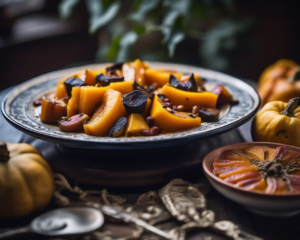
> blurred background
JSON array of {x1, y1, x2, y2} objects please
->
[{"x1": 1, "y1": 0, "x2": 300, "y2": 91}]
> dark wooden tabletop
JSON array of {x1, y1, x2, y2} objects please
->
[{"x1": 0, "y1": 86, "x2": 299, "y2": 240}]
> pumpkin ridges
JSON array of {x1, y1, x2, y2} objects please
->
[
  {"x1": 12, "y1": 157, "x2": 36, "y2": 214},
  {"x1": 4, "y1": 163, "x2": 34, "y2": 218},
  {"x1": 258, "y1": 59, "x2": 300, "y2": 106},
  {"x1": 0, "y1": 164, "x2": 9, "y2": 218},
  {"x1": 12, "y1": 154, "x2": 53, "y2": 212},
  {"x1": 8, "y1": 143, "x2": 41, "y2": 157},
  {"x1": 0, "y1": 143, "x2": 53, "y2": 219},
  {"x1": 254, "y1": 100, "x2": 300, "y2": 146}
]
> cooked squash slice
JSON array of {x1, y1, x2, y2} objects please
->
[
  {"x1": 78, "y1": 82, "x2": 133, "y2": 116},
  {"x1": 56, "y1": 72, "x2": 83, "y2": 99},
  {"x1": 145, "y1": 69, "x2": 182, "y2": 87},
  {"x1": 84, "y1": 89, "x2": 127, "y2": 136},
  {"x1": 150, "y1": 95, "x2": 201, "y2": 132},
  {"x1": 67, "y1": 87, "x2": 81, "y2": 118},
  {"x1": 141, "y1": 98, "x2": 152, "y2": 118},
  {"x1": 124, "y1": 113, "x2": 149, "y2": 137},
  {"x1": 40, "y1": 98, "x2": 67, "y2": 123},
  {"x1": 161, "y1": 84, "x2": 218, "y2": 111},
  {"x1": 109, "y1": 81, "x2": 133, "y2": 94},
  {"x1": 78, "y1": 86, "x2": 107, "y2": 116}
]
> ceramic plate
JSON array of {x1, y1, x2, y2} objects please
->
[{"x1": 1, "y1": 62, "x2": 260, "y2": 149}]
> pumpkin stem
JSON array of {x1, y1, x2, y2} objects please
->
[
  {"x1": 280, "y1": 97, "x2": 299, "y2": 117},
  {"x1": 0, "y1": 141, "x2": 9, "y2": 162},
  {"x1": 289, "y1": 68, "x2": 300, "y2": 82}
]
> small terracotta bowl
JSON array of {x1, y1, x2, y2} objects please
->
[{"x1": 203, "y1": 142, "x2": 300, "y2": 217}]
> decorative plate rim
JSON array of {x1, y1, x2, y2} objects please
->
[{"x1": 1, "y1": 62, "x2": 261, "y2": 148}]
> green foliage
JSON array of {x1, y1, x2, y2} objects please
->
[
  {"x1": 106, "y1": 35, "x2": 122, "y2": 60},
  {"x1": 117, "y1": 31, "x2": 138, "y2": 61},
  {"x1": 59, "y1": 0, "x2": 80, "y2": 19},
  {"x1": 129, "y1": 0, "x2": 160, "y2": 22},
  {"x1": 89, "y1": 1, "x2": 121, "y2": 34},
  {"x1": 59, "y1": 0, "x2": 252, "y2": 70}
]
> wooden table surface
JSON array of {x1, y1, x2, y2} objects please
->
[{"x1": 1, "y1": 86, "x2": 299, "y2": 240}]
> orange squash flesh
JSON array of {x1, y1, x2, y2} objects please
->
[
  {"x1": 40, "y1": 98, "x2": 67, "y2": 123},
  {"x1": 56, "y1": 72, "x2": 83, "y2": 99},
  {"x1": 161, "y1": 85, "x2": 218, "y2": 111},
  {"x1": 67, "y1": 87, "x2": 81, "y2": 118},
  {"x1": 56, "y1": 76, "x2": 71, "y2": 100},
  {"x1": 109, "y1": 81, "x2": 133, "y2": 94},
  {"x1": 78, "y1": 86, "x2": 107, "y2": 116},
  {"x1": 78, "y1": 82, "x2": 133, "y2": 116},
  {"x1": 142, "y1": 98, "x2": 152, "y2": 118},
  {"x1": 213, "y1": 145, "x2": 300, "y2": 194},
  {"x1": 124, "y1": 114, "x2": 150, "y2": 137},
  {"x1": 83, "y1": 69, "x2": 97, "y2": 86},
  {"x1": 84, "y1": 89, "x2": 127, "y2": 136},
  {"x1": 145, "y1": 69, "x2": 182, "y2": 87},
  {"x1": 150, "y1": 95, "x2": 201, "y2": 132}
]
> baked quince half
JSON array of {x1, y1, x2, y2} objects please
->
[{"x1": 213, "y1": 145, "x2": 300, "y2": 194}]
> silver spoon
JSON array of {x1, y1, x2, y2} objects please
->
[
  {"x1": 0, "y1": 207, "x2": 104, "y2": 239},
  {"x1": 0, "y1": 206, "x2": 173, "y2": 240}
]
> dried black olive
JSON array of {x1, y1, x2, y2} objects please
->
[
  {"x1": 169, "y1": 74, "x2": 197, "y2": 92},
  {"x1": 109, "y1": 117, "x2": 128, "y2": 137},
  {"x1": 133, "y1": 81, "x2": 154, "y2": 99},
  {"x1": 198, "y1": 108, "x2": 220, "y2": 122},
  {"x1": 106, "y1": 62, "x2": 124, "y2": 73},
  {"x1": 123, "y1": 90, "x2": 148, "y2": 114},
  {"x1": 64, "y1": 77, "x2": 86, "y2": 97},
  {"x1": 96, "y1": 74, "x2": 124, "y2": 86}
]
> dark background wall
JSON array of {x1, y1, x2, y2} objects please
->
[{"x1": 1, "y1": 0, "x2": 300, "y2": 91}]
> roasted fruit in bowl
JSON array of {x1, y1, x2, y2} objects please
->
[
  {"x1": 203, "y1": 142, "x2": 300, "y2": 217},
  {"x1": 38, "y1": 59, "x2": 234, "y2": 138},
  {"x1": 252, "y1": 97, "x2": 300, "y2": 147}
]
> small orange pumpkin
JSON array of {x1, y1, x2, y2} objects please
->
[{"x1": 258, "y1": 59, "x2": 300, "y2": 106}]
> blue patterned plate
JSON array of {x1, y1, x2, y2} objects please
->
[{"x1": 1, "y1": 62, "x2": 260, "y2": 149}]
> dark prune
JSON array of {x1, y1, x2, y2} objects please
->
[
  {"x1": 133, "y1": 81, "x2": 154, "y2": 99},
  {"x1": 198, "y1": 108, "x2": 220, "y2": 121},
  {"x1": 96, "y1": 74, "x2": 124, "y2": 86},
  {"x1": 109, "y1": 117, "x2": 128, "y2": 137},
  {"x1": 64, "y1": 77, "x2": 86, "y2": 97},
  {"x1": 123, "y1": 90, "x2": 148, "y2": 114},
  {"x1": 106, "y1": 62, "x2": 124, "y2": 72},
  {"x1": 169, "y1": 74, "x2": 197, "y2": 92}
]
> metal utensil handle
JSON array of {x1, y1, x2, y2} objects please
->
[
  {"x1": 0, "y1": 227, "x2": 31, "y2": 239},
  {"x1": 101, "y1": 205, "x2": 173, "y2": 240}
]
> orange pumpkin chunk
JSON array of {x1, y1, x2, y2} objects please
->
[
  {"x1": 161, "y1": 85, "x2": 218, "y2": 111},
  {"x1": 150, "y1": 95, "x2": 201, "y2": 132},
  {"x1": 84, "y1": 89, "x2": 127, "y2": 136},
  {"x1": 67, "y1": 87, "x2": 81, "y2": 118},
  {"x1": 145, "y1": 69, "x2": 182, "y2": 87}
]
